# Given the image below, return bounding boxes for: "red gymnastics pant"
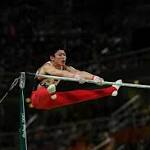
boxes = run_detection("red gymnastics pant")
[31,86,117,110]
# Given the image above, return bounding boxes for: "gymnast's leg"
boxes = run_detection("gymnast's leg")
[31,80,122,110]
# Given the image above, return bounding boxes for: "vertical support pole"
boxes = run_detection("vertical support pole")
[19,72,27,150]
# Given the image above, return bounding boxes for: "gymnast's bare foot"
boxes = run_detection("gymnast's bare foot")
[111,79,122,96]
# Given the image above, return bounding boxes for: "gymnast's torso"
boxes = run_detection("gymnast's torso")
[35,61,76,89]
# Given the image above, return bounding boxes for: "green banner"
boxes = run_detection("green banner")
[19,89,27,150]
[19,72,27,150]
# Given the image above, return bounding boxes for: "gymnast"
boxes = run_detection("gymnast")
[27,49,122,110]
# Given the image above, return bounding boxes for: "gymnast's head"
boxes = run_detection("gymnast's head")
[49,48,67,66]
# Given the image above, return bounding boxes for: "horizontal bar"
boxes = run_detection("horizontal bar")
[27,72,97,83]
[104,81,150,89]
[27,72,150,89]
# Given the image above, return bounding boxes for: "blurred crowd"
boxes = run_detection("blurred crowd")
[1,96,150,150]
[1,0,150,150]
[0,0,147,74]
[0,0,150,89]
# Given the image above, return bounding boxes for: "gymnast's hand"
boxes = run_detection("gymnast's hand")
[93,75,104,85]
[74,74,86,84]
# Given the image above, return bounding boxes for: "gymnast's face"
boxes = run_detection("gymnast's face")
[50,49,67,66]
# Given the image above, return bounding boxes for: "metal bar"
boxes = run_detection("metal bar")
[27,72,150,89]
[104,81,150,89]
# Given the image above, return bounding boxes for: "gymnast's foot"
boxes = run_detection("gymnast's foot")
[26,98,34,108]
[26,98,31,103]
[111,79,122,96]
[47,84,57,100]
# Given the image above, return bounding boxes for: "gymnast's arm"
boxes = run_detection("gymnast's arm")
[66,66,104,84]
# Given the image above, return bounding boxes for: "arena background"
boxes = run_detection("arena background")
[0,0,150,149]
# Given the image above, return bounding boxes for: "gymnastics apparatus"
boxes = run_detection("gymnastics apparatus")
[1,72,150,150]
